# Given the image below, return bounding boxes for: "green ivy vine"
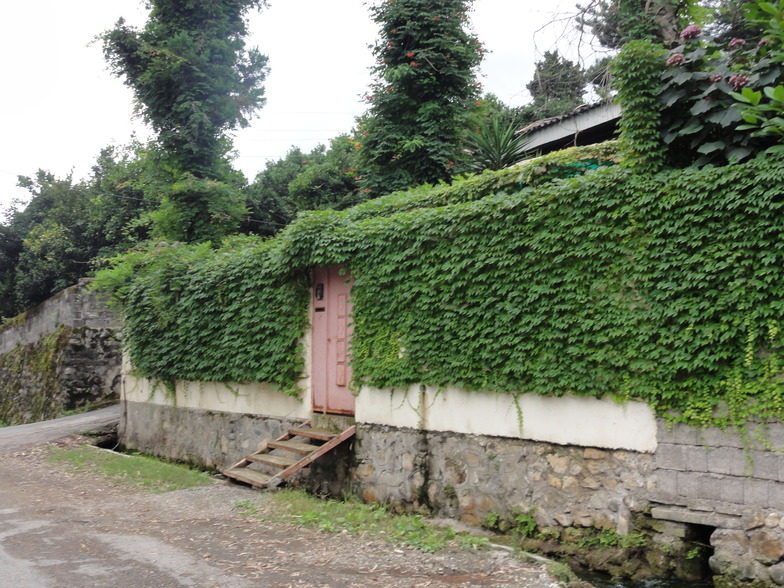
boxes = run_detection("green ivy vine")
[96,144,784,430]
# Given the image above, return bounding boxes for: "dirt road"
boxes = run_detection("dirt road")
[0,412,563,587]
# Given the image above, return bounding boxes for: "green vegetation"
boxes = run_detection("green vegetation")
[93,143,618,396]
[357,0,484,194]
[577,528,647,550]
[0,326,71,425]
[95,132,784,430]
[263,489,489,553]
[101,0,269,241]
[48,445,211,493]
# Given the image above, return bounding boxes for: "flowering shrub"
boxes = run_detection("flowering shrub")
[658,7,783,167]
[680,25,701,42]
[666,53,685,66]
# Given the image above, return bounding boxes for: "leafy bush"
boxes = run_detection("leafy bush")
[658,3,784,166]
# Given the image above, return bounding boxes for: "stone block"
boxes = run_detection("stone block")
[707,446,748,476]
[684,446,708,473]
[720,477,747,505]
[699,426,743,449]
[655,443,686,471]
[712,528,750,556]
[750,528,784,564]
[746,479,771,508]
[752,451,781,481]
[654,469,678,496]
[698,473,724,501]
[764,424,784,453]
[658,420,699,445]
[584,448,608,460]
[769,482,784,510]
[546,454,570,474]
[676,471,701,498]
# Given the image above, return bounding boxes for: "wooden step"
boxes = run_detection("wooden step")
[223,467,272,487]
[267,440,316,455]
[246,453,298,468]
[290,428,336,441]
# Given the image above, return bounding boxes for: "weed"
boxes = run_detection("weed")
[512,507,538,539]
[48,445,211,493]
[234,499,258,515]
[547,561,578,584]
[268,489,488,553]
[686,546,703,560]
[484,512,500,529]
[577,528,647,550]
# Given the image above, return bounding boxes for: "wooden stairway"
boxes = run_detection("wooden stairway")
[222,422,356,489]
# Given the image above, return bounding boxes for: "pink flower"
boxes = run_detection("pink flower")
[679,25,701,42]
[728,38,746,50]
[729,74,750,90]
[758,38,771,47]
[666,53,685,66]
[709,73,723,83]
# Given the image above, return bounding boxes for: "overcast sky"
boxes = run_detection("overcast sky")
[0,0,589,212]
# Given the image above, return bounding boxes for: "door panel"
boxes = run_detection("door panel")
[311,266,355,415]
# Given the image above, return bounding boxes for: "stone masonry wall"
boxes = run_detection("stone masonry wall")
[0,280,122,424]
[120,400,308,471]
[119,398,784,585]
[653,420,784,585]
[353,423,654,532]
[0,279,119,355]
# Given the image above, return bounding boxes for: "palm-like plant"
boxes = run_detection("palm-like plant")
[469,115,532,171]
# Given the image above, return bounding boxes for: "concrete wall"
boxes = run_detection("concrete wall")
[356,385,657,452]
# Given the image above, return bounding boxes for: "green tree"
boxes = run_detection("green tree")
[524,50,586,119]
[0,145,159,318]
[288,135,362,212]
[101,0,269,241]
[242,136,362,236]
[357,0,485,195]
[576,0,684,48]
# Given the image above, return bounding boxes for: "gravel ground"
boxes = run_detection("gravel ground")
[0,432,568,588]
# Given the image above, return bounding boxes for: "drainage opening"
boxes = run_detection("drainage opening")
[680,523,715,583]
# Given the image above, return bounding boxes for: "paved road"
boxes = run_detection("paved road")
[0,405,121,453]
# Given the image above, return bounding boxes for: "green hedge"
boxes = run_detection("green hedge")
[97,146,784,426]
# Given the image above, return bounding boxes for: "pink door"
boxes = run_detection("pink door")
[311,266,355,415]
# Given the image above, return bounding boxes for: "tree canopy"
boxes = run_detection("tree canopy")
[101,0,269,241]
[357,0,485,194]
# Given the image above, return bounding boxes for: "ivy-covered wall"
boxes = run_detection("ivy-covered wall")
[98,145,784,429]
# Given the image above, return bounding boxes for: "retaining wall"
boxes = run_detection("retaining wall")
[0,280,121,424]
[120,377,784,585]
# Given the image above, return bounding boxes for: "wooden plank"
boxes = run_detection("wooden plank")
[247,453,298,468]
[290,428,336,441]
[267,440,316,455]
[223,420,311,473]
[224,467,272,488]
[268,425,356,488]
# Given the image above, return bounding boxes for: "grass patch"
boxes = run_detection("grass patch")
[48,445,212,493]
[262,489,489,553]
